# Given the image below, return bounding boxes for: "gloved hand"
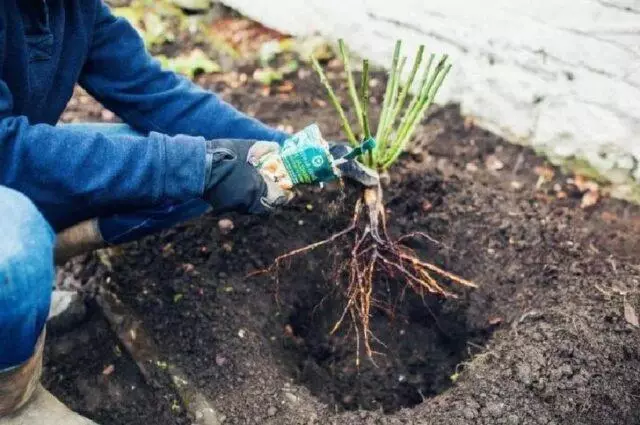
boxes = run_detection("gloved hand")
[202,139,294,215]
[327,141,380,187]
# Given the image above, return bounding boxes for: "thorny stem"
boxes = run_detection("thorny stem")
[310,55,357,146]
[339,39,365,137]
[374,40,402,162]
[379,55,407,156]
[381,45,425,148]
[383,59,451,169]
[359,59,374,166]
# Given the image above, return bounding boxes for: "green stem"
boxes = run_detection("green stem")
[339,39,365,137]
[380,45,425,154]
[375,55,406,162]
[402,53,434,125]
[374,40,402,156]
[310,55,357,146]
[359,59,373,167]
[360,60,372,140]
[389,54,447,154]
[382,63,451,169]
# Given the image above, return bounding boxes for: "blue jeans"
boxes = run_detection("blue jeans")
[0,186,55,370]
[0,124,211,369]
[60,123,211,244]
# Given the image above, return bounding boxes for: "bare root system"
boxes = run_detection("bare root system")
[252,185,476,366]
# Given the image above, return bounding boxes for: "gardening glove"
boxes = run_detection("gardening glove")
[203,139,294,215]
[328,142,380,187]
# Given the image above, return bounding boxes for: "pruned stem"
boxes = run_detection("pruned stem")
[383,57,450,169]
[310,55,357,145]
[374,40,402,162]
[360,59,372,140]
[380,45,425,149]
[339,39,365,137]
[359,59,373,166]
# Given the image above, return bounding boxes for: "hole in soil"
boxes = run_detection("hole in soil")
[277,285,492,413]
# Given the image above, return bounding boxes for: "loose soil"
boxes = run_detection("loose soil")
[47,61,640,425]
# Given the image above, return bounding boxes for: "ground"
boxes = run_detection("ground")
[45,24,640,425]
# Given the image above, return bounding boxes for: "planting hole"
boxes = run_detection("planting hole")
[275,284,492,413]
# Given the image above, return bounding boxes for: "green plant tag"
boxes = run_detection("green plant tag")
[279,124,338,185]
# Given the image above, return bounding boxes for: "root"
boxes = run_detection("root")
[253,184,475,366]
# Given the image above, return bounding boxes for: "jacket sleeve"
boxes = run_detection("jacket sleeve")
[0,79,207,231]
[79,1,289,144]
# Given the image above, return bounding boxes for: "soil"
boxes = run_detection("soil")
[46,60,640,425]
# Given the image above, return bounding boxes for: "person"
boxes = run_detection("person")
[0,1,377,423]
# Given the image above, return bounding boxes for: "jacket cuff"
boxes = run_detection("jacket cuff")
[156,132,208,200]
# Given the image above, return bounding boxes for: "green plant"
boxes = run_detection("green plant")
[310,39,451,172]
[258,40,473,366]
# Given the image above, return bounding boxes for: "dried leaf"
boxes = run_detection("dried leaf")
[277,80,295,93]
[534,165,555,189]
[510,181,523,191]
[580,190,600,209]
[485,155,504,171]
[488,316,503,326]
[463,116,474,131]
[157,49,220,79]
[624,298,639,327]
[102,364,115,376]
[574,175,599,193]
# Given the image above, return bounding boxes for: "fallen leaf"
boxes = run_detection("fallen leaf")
[157,49,220,78]
[488,316,503,326]
[534,165,555,189]
[624,297,639,327]
[277,80,294,93]
[580,190,599,209]
[463,116,474,131]
[313,98,327,107]
[485,155,504,171]
[574,175,599,193]
[510,181,524,191]
[465,162,479,172]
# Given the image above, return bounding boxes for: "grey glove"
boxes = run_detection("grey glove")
[203,139,293,215]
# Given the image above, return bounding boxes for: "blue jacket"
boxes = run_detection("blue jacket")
[0,0,288,230]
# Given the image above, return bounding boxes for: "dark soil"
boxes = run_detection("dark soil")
[47,60,640,425]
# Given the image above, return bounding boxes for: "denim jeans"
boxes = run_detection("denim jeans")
[0,186,55,370]
[60,123,211,244]
[0,123,211,369]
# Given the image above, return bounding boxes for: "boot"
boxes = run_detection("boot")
[0,331,98,425]
[54,219,106,266]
